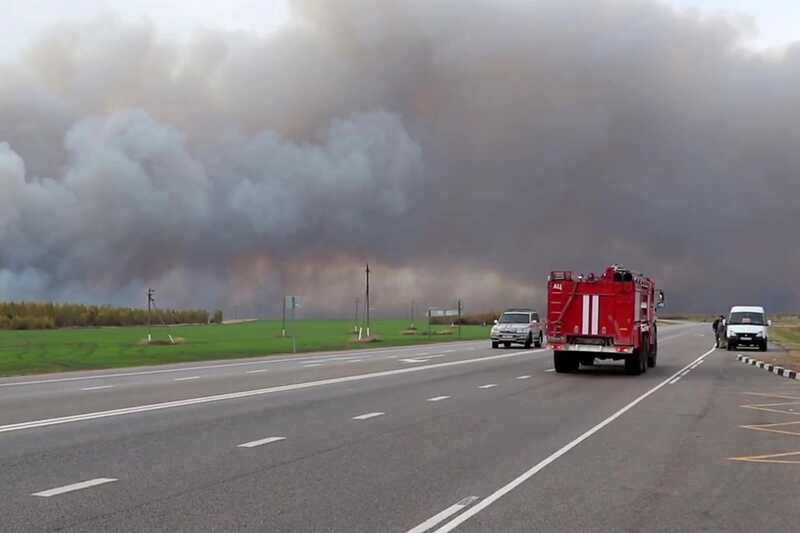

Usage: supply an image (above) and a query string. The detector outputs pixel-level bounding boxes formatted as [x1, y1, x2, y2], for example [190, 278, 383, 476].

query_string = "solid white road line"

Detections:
[0, 349, 546, 435]
[174, 376, 201, 381]
[0, 341, 488, 389]
[431, 344, 717, 533]
[478, 384, 497, 389]
[238, 436, 286, 448]
[80, 385, 114, 391]
[353, 412, 384, 420]
[246, 369, 269, 374]
[406, 496, 479, 533]
[303, 364, 323, 368]
[32, 478, 117, 497]
[400, 358, 428, 364]
[516, 375, 532, 380]
[670, 367, 694, 384]
[427, 396, 451, 402]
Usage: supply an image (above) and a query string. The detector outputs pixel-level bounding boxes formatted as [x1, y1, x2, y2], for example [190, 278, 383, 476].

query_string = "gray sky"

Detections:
[1, 0, 798, 62]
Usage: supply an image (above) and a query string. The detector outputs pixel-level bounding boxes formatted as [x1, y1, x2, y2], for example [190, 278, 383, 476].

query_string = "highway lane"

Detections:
[0, 340, 523, 426]
[3, 322, 790, 531]
[0, 339, 489, 393]
[453, 344, 800, 532]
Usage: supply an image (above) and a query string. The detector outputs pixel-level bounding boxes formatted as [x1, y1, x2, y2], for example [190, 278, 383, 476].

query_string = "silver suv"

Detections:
[491, 309, 544, 349]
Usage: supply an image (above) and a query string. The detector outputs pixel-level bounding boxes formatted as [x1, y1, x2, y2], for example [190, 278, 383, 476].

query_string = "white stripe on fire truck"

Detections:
[591, 295, 599, 335]
[581, 295, 590, 335]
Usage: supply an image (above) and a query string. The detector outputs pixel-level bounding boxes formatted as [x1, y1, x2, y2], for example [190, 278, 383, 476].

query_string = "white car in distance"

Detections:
[491, 309, 543, 349]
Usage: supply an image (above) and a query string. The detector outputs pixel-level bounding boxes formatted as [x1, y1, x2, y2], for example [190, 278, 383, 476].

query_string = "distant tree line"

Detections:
[0, 302, 212, 330]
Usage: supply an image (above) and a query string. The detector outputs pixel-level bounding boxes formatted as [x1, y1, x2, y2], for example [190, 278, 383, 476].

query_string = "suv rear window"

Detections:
[499, 313, 530, 324]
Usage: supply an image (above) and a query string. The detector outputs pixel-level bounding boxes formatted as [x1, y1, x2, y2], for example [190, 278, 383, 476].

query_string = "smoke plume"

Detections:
[1, 0, 799, 314]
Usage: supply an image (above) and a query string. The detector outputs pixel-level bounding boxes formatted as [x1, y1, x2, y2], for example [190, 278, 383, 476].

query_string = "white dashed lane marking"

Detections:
[238, 436, 286, 448]
[32, 478, 117, 497]
[353, 412, 385, 420]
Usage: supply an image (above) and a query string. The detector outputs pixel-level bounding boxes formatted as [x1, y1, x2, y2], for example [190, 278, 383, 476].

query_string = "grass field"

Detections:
[0, 320, 490, 377]
[764, 317, 800, 371]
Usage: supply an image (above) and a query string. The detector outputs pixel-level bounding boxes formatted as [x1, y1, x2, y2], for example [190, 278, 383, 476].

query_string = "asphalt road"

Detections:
[1, 322, 798, 532]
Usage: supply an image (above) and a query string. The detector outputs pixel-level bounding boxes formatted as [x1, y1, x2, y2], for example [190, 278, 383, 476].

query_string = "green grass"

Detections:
[763, 319, 800, 371]
[0, 320, 490, 377]
[771, 322, 800, 352]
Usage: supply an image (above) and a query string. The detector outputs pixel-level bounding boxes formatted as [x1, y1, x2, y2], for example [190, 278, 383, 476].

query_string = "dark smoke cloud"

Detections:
[1, 0, 799, 314]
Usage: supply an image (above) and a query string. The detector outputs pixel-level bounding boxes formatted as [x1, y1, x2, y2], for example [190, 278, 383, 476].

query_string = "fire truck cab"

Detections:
[546, 265, 664, 375]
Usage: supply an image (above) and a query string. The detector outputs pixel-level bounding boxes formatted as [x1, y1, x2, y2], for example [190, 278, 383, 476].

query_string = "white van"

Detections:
[725, 306, 771, 352]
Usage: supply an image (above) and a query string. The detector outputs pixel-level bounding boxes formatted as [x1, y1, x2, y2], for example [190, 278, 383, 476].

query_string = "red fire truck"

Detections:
[546, 265, 664, 375]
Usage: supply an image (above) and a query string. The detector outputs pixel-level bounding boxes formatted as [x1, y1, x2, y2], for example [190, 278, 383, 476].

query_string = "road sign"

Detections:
[429, 308, 458, 317]
[285, 296, 302, 308]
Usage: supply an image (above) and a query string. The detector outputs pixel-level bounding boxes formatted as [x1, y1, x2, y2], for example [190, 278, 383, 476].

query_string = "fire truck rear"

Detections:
[546, 265, 664, 375]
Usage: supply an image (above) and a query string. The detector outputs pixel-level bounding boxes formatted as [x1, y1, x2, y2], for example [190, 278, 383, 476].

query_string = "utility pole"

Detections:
[365, 263, 371, 337]
[290, 296, 296, 352]
[147, 288, 155, 343]
[457, 298, 463, 339]
[281, 293, 286, 337]
[427, 308, 432, 340]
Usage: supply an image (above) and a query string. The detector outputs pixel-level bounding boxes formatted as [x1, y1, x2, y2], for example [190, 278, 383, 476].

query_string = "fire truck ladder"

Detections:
[551, 281, 580, 338]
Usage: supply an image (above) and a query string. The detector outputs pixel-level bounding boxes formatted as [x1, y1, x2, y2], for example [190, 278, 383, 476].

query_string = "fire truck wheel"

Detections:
[625, 351, 643, 375]
[646, 335, 656, 368]
[554, 351, 578, 373]
[641, 345, 648, 374]
[534, 333, 543, 348]
[524, 334, 533, 349]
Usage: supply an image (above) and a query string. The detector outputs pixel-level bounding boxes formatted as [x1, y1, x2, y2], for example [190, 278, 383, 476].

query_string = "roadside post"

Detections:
[428, 308, 432, 340]
[146, 288, 154, 344]
[281, 294, 287, 337]
[284, 296, 301, 352]
[458, 299, 462, 339]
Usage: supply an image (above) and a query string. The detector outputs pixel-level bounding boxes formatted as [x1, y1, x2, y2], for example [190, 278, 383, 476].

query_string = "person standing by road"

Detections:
[712, 314, 725, 347]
